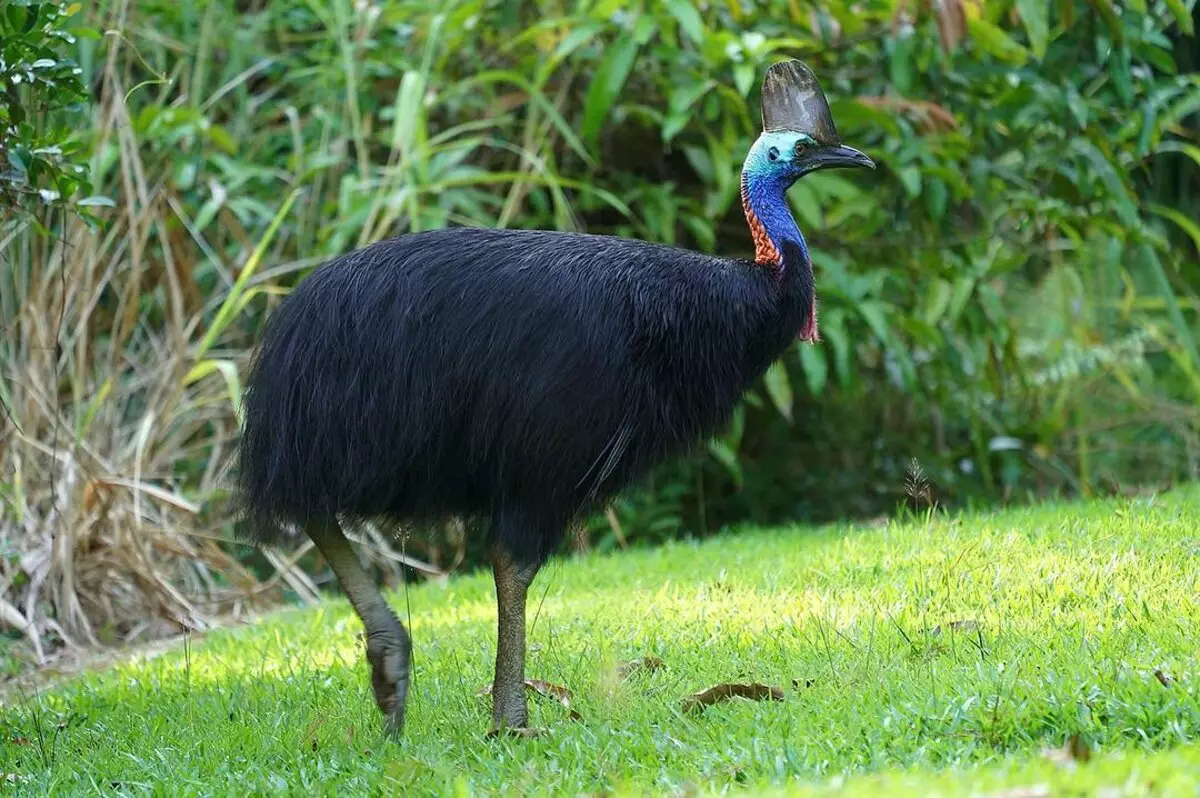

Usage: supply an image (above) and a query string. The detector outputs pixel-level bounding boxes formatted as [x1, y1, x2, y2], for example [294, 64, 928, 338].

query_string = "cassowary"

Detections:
[237, 59, 873, 737]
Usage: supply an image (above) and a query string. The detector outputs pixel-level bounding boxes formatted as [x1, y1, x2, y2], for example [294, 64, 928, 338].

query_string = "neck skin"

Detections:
[740, 170, 818, 341]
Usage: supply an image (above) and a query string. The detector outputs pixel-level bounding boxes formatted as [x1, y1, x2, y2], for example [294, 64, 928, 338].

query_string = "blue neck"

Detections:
[741, 172, 809, 267]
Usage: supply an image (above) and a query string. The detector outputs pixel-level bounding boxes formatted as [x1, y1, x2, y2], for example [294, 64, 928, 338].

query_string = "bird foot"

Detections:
[486, 724, 544, 739]
[366, 632, 410, 736]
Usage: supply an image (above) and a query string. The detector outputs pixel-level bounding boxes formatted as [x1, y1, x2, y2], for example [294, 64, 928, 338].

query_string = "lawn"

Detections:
[3, 488, 1199, 796]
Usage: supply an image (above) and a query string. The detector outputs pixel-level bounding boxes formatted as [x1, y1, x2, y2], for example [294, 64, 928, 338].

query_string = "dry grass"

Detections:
[0, 0, 443, 680]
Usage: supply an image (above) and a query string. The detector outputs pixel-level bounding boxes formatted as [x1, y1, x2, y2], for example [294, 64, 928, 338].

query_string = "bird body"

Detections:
[239, 227, 808, 564]
[236, 59, 874, 737]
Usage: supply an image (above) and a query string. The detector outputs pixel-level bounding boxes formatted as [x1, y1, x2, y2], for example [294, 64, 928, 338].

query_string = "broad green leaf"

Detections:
[967, 17, 1029, 64]
[733, 62, 756, 96]
[665, 0, 705, 44]
[798, 343, 828, 396]
[921, 279, 953, 326]
[820, 311, 853, 388]
[582, 37, 639, 149]
[1015, 0, 1049, 58]
[764, 360, 794, 422]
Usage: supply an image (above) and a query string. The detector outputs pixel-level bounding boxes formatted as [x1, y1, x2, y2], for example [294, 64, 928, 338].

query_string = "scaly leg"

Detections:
[488, 536, 543, 736]
[308, 519, 411, 736]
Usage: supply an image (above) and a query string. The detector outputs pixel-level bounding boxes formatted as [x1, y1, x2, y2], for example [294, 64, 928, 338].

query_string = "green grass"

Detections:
[3, 488, 1199, 796]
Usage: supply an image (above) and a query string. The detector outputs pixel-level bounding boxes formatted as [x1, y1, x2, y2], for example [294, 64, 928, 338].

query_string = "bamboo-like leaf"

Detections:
[1147, 202, 1200, 253]
[1163, 0, 1194, 35]
[582, 36, 639, 149]
[185, 358, 244, 422]
[194, 187, 300, 361]
[1138, 243, 1200, 380]
[1072, 139, 1138, 226]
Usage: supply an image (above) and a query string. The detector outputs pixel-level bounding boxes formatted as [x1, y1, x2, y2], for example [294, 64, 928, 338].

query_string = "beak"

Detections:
[797, 144, 876, 174]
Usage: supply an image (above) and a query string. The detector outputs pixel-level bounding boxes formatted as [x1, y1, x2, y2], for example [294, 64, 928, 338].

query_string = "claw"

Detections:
[366, 633, 410, 736]
[486, 724, 544, 739]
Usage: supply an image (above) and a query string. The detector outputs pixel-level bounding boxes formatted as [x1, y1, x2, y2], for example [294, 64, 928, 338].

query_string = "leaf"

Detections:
[921, 279, 953, 326]
[1044, 733, 1092, 766]
[582, 37, 639, 149]
[184, 359, 244, 422]
[194, 188, 300, 360]
[763, 360, 793, 422]
[665, 0, 705, 44]
[477, 679, 581, 720]
[1071, 139, 1137, 226]
[820, 310, 853, 388]
[617, 656, 665, 679]
[707, 439, 743, 488]
[1148, 202, 1200, 253]
[1164, 0, 1194, 35]
[966, 17, 1029, 64]
[798, 343, 827, 396]
[681, 682, 784, 713]
[733, 62, 756, 97]
[1085, 0, 1123, 43]
[1015, 0, 1049, 58]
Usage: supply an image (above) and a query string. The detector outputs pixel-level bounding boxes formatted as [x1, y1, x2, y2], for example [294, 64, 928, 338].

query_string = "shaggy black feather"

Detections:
[237, 227, 811, 567]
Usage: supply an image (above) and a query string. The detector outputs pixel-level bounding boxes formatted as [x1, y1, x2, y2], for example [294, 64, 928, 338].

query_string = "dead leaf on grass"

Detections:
[681, 682, 784, 713]
[477, 679, 581, 721]
[1044, 733, 1091, 767]
[617, 656, 665, 679]
[1154, 669, 1173, 687]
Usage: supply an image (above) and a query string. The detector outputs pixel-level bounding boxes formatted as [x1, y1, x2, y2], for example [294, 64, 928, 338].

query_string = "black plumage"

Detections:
[236, 59, 873, 737]
[238, 229, 808, 563]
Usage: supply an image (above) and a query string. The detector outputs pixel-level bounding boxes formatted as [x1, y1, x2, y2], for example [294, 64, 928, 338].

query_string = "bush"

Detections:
[1, 0, 1197, 667]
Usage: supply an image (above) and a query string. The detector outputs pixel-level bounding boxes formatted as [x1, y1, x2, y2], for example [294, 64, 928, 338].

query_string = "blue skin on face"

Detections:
[741, 131, 816, 262]
[742, 130, 818, 186]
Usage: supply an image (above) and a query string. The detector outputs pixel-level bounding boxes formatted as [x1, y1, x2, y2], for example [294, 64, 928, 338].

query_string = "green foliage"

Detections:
[3, 488, 1200, 793]
[0, 0, 101, 222]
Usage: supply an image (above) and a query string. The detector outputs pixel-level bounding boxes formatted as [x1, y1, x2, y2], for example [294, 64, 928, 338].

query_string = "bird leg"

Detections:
[308, 519, 411, 737]
[487, 540, 542, 737]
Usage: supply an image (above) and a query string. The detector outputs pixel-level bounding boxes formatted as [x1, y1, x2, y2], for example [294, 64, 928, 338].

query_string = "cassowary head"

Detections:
[744, 59, 874, 186]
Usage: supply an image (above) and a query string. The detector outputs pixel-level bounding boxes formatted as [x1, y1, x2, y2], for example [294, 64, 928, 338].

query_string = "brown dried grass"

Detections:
[0, 0, 447, 683]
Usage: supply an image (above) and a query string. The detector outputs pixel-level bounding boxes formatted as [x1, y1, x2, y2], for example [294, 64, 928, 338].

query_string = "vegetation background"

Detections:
[1, 0, 1198, 676]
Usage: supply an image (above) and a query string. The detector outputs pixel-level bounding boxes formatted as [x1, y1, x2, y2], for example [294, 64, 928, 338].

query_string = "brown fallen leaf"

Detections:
[1154, 669, 1173, 687]
[617, 656, 665, 680]
[681, 683, 784, 713]
[477, 679, 582, 721]
[1044, 733, 1091, 767]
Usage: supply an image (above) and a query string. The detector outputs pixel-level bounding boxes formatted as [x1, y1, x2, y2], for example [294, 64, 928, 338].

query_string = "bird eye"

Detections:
[767, 147, 780, 162]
